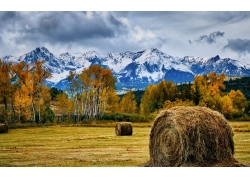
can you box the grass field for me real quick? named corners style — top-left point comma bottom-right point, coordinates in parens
top-left (0, 121), bottom-right (250, 167)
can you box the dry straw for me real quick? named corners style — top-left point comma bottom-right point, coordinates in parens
top-left (115, 122), bottom-right (133, 136)
top-left (0, 123), bottom-right (8, 133)
top-left (143, 106), bottom-right (248, 167)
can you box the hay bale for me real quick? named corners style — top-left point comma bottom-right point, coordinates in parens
top-left (115, 122), bottom-right (133, 136)
top-left (0, 123), bottom-right (8, 133)
top-left (146, 106), bottom-right (247, 167)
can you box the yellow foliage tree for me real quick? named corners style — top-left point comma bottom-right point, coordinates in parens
top-left (228, 90), bottom-right (248, 113)
top-left (140, 84), bottom-right (158, 115)
top-left (56, 92), bottom-right (71, 115)
top-left (119, 90), bottom-right (137, 114)
top-left (0, 60), bottom-right (16, 122)
top-left (207, 72), bottom-right (225, 96)
top-left (13, 85), bottom-right (32, 122)
top-left (99, 88), bottom-right (120, 114)
top-left (220, 95), bottom-right (233, 118)
top-left (140, 79), bottom-right (178, 115)
top-left (192, 72), bottom-right (226, 108)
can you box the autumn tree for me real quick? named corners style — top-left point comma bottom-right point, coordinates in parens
top-left (13, 85), bottom-right (32, 122)
top-left (220, 95), bottom-right (233, 118)
top-left (63, 65), bottom-right (118, 120)
top-left (103, 90), bottom-right (120, 113)
top-left (228, 90), bottom-right (248, 116)
top-left (191, 74), bottom-right (209, 103)
top-left (140, 84), bottom-right (158, 115)
top-left (191, 72), bottom-right (247, 118)
top-left (207, 72), bottom-right (226, 96)
top-left (12, 60), bottom-right (52, 122)
top-left (119, 90), bottom-right (137, 113)
top-left (32, 60), bottom-right (52, 123)
top-left (140, 80), bottom-right (178, 115)
top-left (0, 60), bottom-right (17, 122)
top-left (191, 72), bottom-right (226, 108)
top-left (66, 70), bottom-right (81, 121)
top-left (0, 61), bottom-right (14, 108)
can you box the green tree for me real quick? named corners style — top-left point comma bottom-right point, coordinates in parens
top-left (50, 87), bottom-right (63, 100)
top-left (41, 107), bottom-right (55, 123)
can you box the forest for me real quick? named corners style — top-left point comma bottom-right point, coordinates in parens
top-left (0, 59), bottom-right (249, 124)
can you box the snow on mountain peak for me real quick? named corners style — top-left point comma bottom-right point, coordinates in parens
top-left (135, 48), bottom-right (172, 65)
top-left (83, 51), bottom-right (101, 59)
top-left (2, 46), bottom-right (250, 91)
top-left (2, 55), bottom-right (18, 63)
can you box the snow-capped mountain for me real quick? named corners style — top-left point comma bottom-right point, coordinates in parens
top-left (1, 47), bottom-right (250, 90)
top-left (118, 48), bottom-right (194, 84)
top-left (180, 55), bottom-right (250, 76)
top-left (2, 47), bottom-right (62, 73)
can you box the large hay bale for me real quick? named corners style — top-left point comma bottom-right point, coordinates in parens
top-left (0, 123), bottom-right (8, 133)
top-left (146, 106), bottom-right (247, 167)
top-left (115, 122), bottom-right (133, 136)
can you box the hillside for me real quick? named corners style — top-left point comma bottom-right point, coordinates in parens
top-left (224, 76), bottom-right (250, 101)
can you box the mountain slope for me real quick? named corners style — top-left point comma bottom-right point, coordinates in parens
top-left (1, 47), bottom-right (250, 91)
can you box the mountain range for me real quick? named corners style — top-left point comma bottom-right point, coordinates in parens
top-left (2, 47), bottom-right (250, 91)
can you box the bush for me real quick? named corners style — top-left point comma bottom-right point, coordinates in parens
top-left (42, 107), bottom-right (55, 123)
top-left (35, 107), bottom-right (55, 124)
top-left (233, 114), bottom-right (250, 121)
top-left (0, 108), bottom-right (7, 123)
top-left (100, 113), bottom-right (155, 122)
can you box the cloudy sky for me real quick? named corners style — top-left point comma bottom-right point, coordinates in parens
top-left (1, 1), bottom-right (250, 63)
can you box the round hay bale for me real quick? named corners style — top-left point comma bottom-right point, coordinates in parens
top-left (0, 123), bottom-right (8, 133)
top-left (146, 106), bottom-right (247, 167)
top-left (115, 122), bottom-right (133, 136)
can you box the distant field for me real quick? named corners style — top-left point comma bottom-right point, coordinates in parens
top-left (0, 121), bottom-right (249, 167)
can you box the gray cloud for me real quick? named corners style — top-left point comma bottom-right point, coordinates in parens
top-left (224, 38), bottom-right (250, 54)
top-left (0, 12), bottom-right (22, 32)
top-left (19, 12), bottom-right (128, 44)
top-left (53, 13), bottom-right (114, 42)
top-left (209, 12), bottom-right (250, 25)
top-left (39, 13), bottom-right (61, 35)
top-left (109, 14), bottom-right (123, 27)
top-left (194, 31), bottom-right (225, 44)
top-left (1, 11), bottom-right (250, 63)
top-left (0, 11), bottom-right (19, 22)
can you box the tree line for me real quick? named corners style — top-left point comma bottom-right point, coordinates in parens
top-left (1, 58), bottom-right (249, 124)
top-left (139, 72), bottom-right (248, 119)
top-left (223, 76), bottom-right (250, 101)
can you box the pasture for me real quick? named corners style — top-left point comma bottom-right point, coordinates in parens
top-left (0, 121), bottom-right (250, 167)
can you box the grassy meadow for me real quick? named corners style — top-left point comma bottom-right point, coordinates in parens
top-left (0, 121), bottom-right (250, 167)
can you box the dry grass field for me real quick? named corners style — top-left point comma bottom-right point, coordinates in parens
top-left (0, 121), bottom-right (249, 167)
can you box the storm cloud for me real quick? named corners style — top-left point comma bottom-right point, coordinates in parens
top-left (0, 11), bottom-right (250, 64)
top-left (0, 11), bottom-right (19, 22)
top-left (224, 38), bottom-right (250, 54)
top-left (12, 12), bottom-right (128, 45)
top-left (194, 31), bottom-right (225, 44)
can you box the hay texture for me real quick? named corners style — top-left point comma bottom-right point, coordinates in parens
top-left (145, 106), bottom-right (247, 167)
top-left (115, 122), bottom-right (133, 136)
top-left (0, 123), bottom-right (8, 133)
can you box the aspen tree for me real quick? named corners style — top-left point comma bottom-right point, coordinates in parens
top-left (119, 90), bottom-right (137, 113)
